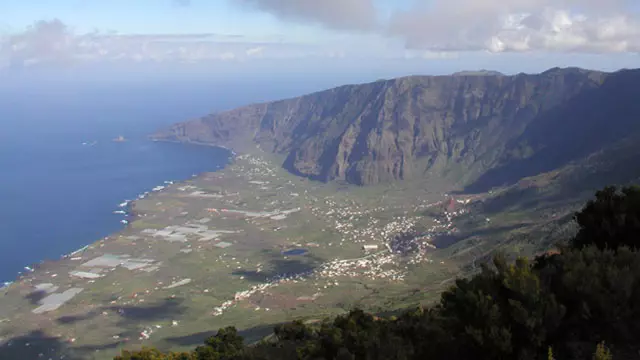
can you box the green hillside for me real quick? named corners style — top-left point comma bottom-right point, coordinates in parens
top-left (116, 186), bottom-right (640, 360)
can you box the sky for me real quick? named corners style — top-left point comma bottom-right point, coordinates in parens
top-left (1, 0), bottom-right (639, 76)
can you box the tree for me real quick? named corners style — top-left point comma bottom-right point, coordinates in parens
top-left (194, 327), bottom-right (244, 360)
top-left (572, 186), bottom-right (640, 250)
top-left (535, 246), bottom-right (640, 358)
top-left (274, 320), bottom-right (313, 342)
top-left (115, 347), bottom-right (166, 360)
top-left (115, 347), bottom-right (193, 360)
top-left (438, 254), bottom-right (565, 360)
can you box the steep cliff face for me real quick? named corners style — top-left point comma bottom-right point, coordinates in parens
top-left (153, 68), bottom-right (640, 189)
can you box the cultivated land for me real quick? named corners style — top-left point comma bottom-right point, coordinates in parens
top-left (0, 147), bottom-right (571, 360)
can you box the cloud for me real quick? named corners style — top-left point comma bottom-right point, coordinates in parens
top-left (238, 0), bottom-right (378, 31)
top-left (4, 1), bottom-right (639, 71)
top-left (420, 51), bottom-right (459, 60)
top-left (387, 0), bottom-right (640, 53)
top-left (0, 19), bottom-right (351, 68)
top-left (246, 46), bottom-right (265, 57)
top-left (1, 19), bottom-right (76, 67)
top-left (231, 0), bottom-right (639, 53)
top-left (217, 52), bottom-right (236, 60)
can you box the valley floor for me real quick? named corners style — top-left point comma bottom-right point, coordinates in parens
top-left (0, 147), bottom-right (563, 360)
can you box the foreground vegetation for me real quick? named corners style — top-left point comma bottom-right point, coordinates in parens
top-left (115, 186), bottom-right (640, 360)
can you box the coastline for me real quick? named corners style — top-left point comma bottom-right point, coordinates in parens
top-left (3, 140), bottom-right (235, 287)
top-left (150, 137), bottom-right (237, 155)
top-left (123, 141), bottom-right (237, 225)
top-left (84, 140), bottom-right (236, 250)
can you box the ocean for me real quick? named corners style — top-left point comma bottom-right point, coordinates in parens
top-left (0, 67), bottom-right (376, 283)
top-left (0, 84), bottom-right (231, 283)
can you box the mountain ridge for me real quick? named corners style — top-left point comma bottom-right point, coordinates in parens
top-left (152, 67), bottom-right (640, 191)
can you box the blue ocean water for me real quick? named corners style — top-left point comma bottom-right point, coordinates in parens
top-left (0, 78), bottom-right (241, 283)
top-left (0, 68), bottom-right (363, 283)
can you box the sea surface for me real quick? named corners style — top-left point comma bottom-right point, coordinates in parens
top-left (0, 86), bottom-right (230, 283)
top-left (0, 71), bottom-right (350, 283)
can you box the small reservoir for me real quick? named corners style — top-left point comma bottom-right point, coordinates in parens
top-left (282, 249), bottom-right (308, 256)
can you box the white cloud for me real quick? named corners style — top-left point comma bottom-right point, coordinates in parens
top-left (246, 46), bottom-right (265, 57)
top-left (217, 52), bottom-right (237, 60)
top-left (237, 0), bottom-right (378, 30)
top-left (3, 1), bottom-right (639, 70)
top-left (231, 0), bottom-right (640, 54)
top-left (0, 20), bottom-right (331, 68)
top-left (387, 1), bottom-right (640, 53)
top-left (421, 51), bottom-right (460, 60)
top-left (1, 19), bottom-right (76, 66)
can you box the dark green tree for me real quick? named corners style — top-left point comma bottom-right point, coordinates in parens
top-left (194, 327), bottom-right (244, 360)
top-left (438, 254), bottom-right (565, 360)
top-left (535, 246), bottom-right (640, 359)
top-left (572, 185), bottom-right (640, 250)
top-left (115, 347), bottom-right (194, 360)
top-left (274, 320), bottom-right (314, 342)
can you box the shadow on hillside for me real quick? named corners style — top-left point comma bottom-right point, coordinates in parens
top-left (231, 269), bottom-right (270, 283)
top-left (73, 340), bottom-right (124, 353)
top-left (24, 289), bottom-right (48, 305)
top-left (479, 187), bottom-right (545, 214)
top-left (465, 69), bottom-right (640, 193)
top-left (478, 185), bottom-right (585, 217)
top-left (56, 297), bottom-right (187, 326)
top-left (232, 252), bottom-right (323, 283)
top-left (0, 330), bottom-right (84, 360)
top-left (164, 322), bottom-right (278, 348)
top-left (57, 310), bottom-right (100, 325)
top-left (165, 330), bottom-right (217, 347)
top-left (432, 223), bottom-right (528, 248)
top-left (107, 297), bottom-right (188, 325)
top-left (232, 258), bottom-right (317, 283)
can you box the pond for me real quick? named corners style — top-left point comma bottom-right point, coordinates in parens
top-left (282, 249), bottom-right (309, 256)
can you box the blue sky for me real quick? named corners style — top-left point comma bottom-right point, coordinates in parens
top-left (1, 0), bottom-right (639, 75)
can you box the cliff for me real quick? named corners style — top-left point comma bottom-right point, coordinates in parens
top-left (153, 67), bottom-right (640, 190)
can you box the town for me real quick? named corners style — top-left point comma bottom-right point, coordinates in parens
top-left (0, 153), bottom-right (477, 360)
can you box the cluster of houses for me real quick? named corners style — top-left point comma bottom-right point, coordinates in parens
top-left (212, 270), bottom-right (311, 316)
top-left (206, 206), bottom-right (467, 318)
top-left (310, 200), bottom-right (394, 248)
top-left (209, 250), bottom-right (408, 317)
top-left (236, 155), bottom-right (277, 178)
top-left (314, 252), bottom-right (405, 281)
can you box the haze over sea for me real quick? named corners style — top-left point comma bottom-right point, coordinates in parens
top-left (0, 66), bottom-right (361, 283)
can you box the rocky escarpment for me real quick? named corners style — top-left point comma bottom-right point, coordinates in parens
top-left (153, 67), bottom-right (640, 190)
